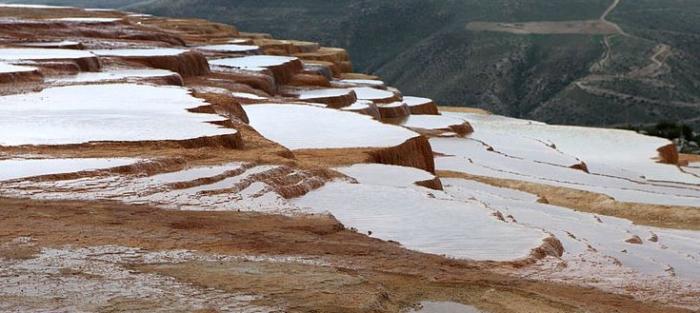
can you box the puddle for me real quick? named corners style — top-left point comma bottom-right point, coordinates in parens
top-left (408, 301), bottom-right (481, 313)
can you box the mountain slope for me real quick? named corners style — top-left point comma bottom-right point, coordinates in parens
top-left (11, 0), bottom-right (700, 129)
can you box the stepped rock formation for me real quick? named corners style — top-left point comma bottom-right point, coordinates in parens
top-left (0, 4), bottom-right (698, 313)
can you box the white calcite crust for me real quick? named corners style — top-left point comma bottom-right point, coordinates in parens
top-left (49, 17), bottom-right (122, 23)
top-left (0, 83), bottom-right (235, 146)
top-left (0, 158), bottom-right (139, 181)
top-left (445, 112), bottom-right (700, 185)
top-left (0, 62), bottom-right (37, 73)
top-left (401, 115), bottom-right (466, 130)
top-left (402, 96), bottom-right (432, 107)
top-left (197, 44), bottom-right (259, 53)
top-left (295, 88), bottom-right (352, 100)
top-left (442, 178), bottom-right (700, 305)
top-left (47, 69), bottom-right (180, 83)
top-left (210, 55), bottom-right (298, 71)
top-left (0, 48), bottom-right (94, 61)
top-left (244, 104), bottom-right (418, 150)
top-left (335, 163), bottom-right (436, 188)
top-left (351, 87), bottom-right (395, 101)
top-left (91, 48), bottom-right (187, 57)
top-left (294, 181), bottom-right (548, 261)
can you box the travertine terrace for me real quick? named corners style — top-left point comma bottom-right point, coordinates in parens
top-left (0, 4), bottom-right (698, 313)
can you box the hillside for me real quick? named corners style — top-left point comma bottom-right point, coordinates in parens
top-left (9, 0), bottom-right (700, 131)
top-left (0, 3), bottom-right (699, 313)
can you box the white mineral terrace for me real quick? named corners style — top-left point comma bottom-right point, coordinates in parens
top-left (342, 100), bottom-right (375, 110)
top-left (0, 48), bottom-right (94, 60)
top-left (244, 104), bottom-right (418, 150)
top-left (338, 79), bottom-right (385, 87)
top-left (232, 92), bottom-right (268, 100)
top-left (335, 163), bottom-right (436, 188)
top-left (197, 44), bottom-right (259, 53)
top-left (91, 48), bottom-right (187, 57)
top-left (351, 87), bottom-right (395, 101)
top-left (0, 4), bottom-right (71, 9)
top-left (49, 17), bottom-right (122, 23)
top-left (433, 137), bottom-right (700, 207)
top-left (294, 180), bottom-right (548, 261)
top-left (17, 40), bottom-right (81, 48)
top-left (209, 55), bottom-right (298, 71)
top-left (0, 163), bottom-right (306, 214)
top-left (295, 88), bottom-right (353, 100)
top-left (401, 115), bottom-right (466, 130)
top-left (447, 112), bottom-right (700, 186)
top-left (0, 83), bottom-right (235, 146)
top-left (442, 178), bottom-right (700, 303)
top-left (403, 96), bottom-right (432, 107)
top-left (0, 158), bottom-right (139, 181)
top-left (47, 69), bottom-right (180, 83)
top-left (0, 62), bottom-right (36, 73)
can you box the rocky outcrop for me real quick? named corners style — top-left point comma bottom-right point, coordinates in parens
top-left (288, 73), bottom-right (330, 87)
top-left (415, 177), bottom-right (444, 190)
top-left (0, 67), bottom-right (43, 84)
top-left (190, 92), bottom-right (250, 124)
top-left (115, 51), bottom-right (210, 77)
top-left (281, 87), bottom-right (358, 109)
top-left (404, 96), bottom-right (440, 115)
top-left (657, 143), bottom-right (680, 165)
top-left (377, 102), bottom-right (411, 120)
top-left (342, 101), bottom-right (382, 120)
top-left (368, 136), bottom-right (436, 173)
top-left (295, 47), bottom-right (352, 73)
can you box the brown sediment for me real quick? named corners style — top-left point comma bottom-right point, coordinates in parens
top-left (438, 106), bottom-right (492, 115)
top-left (293, 136), bottom-right (435, 174)
top-left (1, 7), bottom-right (696, 313)
top-left (408, 100), bottom-right (440, 115)
top-left (188, 71), bottom-right (276, 95)
top-left (657, 143), bottom-right (679, 165)
top-left (570, 161), bottom-right (590, 173)
top-left (377, 102), bottom-right (411, 119)
top-left (402, 120), bottom-right (474, 137)
top-left (288, 73), bottom-right (330, 87)
top-left (109, 50), bottom-right (210, 77)
top-left (370, 93), bottom-right (403, 104)
top-left (11, 41), bottom-right (85, 50)
top-left (340, 72), bottom-right (380, 80)
top-left (295, 47), bottom-right (349, 65)
top-left (0, 197), bottom-right (691, 313)
top-left (139, 18), bottom-right (239, 45)
top-left (1, 132), bottom-right (244, 152)
top-left (190, 91), bottom-right (250, 123)
top-left (37, 56), bottom-right (101, 72)
top-left (0, 68), bottom-right (43, 84)
top-left (438, 170), bottom-right (700, 230)
top-left (415, 177), bottom-right (444, 190)
top-left (262, 57), bottom-right (304, 85)
top-left (304, 60), bottom-right (341, 77)
top-left (679, 153), bottom-right (700, 164)
top-left (281, 87), bottom-right (357, 108)
top-left (19, 158), bottom-right (189, 183)
top-left (343, 102), bottom-right (382, 120)
top-left (368, 136), bottom-right (436, 174)
top-left (253, 38), bottom-right (320, 55)
top-left (449, 121), bottom-right (475, 136)
top-left (529, 236), bottom-right (565, 260)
